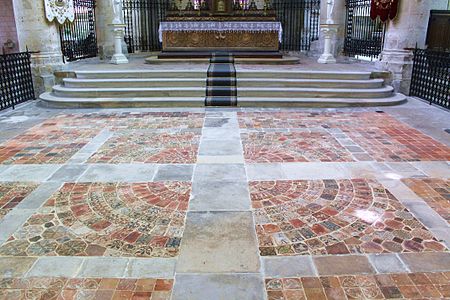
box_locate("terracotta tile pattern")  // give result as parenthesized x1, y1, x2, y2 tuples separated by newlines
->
(0, 277, 173, 300)
(89, 131, 200, 164)
(0, 182, 191, 258)
(251, 179, 447, 256)
(402, 178, 450, 224)
(0, 183, 38, 221)
(238, 112, 450, 162)
(265, 272, 450, 300)
(241, 131, 354, 163)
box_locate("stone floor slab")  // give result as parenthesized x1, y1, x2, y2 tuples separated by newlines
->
(190, 181, 251, 211)
(313, 255, 375, 276)
(246, 163, 285, 181)
(125, 258, 176, 278)
(400, 252, 450, 272)
(263, 256, 317, 278)
(281, 162, 351, 180)
(177, 212, 260, 273)
(202, 128, 241, 140)
(172, 274, 265, 300)
(153, 164, 194, 181)
(0, 257, 36, 278)
(0, 165, 61, 182)
(26, 257, 84, 277)
(77, 258, 129, 278)
(193, 164, 247, 182)
(411, 161, 450, 177)
(78, 164, 157, 182)
(199, 140, 243, 156)
(368, 254, 410, 274)
(47, 164, 89, 182)
(14, 182, 62, 210)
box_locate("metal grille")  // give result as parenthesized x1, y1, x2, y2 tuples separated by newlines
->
(410, 48, 450, 110)
(123, 0, 168, 53)
(59, 0, 98, 62)
(0, 51, 35, 111)
(272, 0, 321, 51)
(344, 0, 385, 59)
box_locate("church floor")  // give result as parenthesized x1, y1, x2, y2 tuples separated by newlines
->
(0, 97, 449, 300)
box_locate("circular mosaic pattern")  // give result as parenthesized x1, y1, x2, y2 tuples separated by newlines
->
(251, 179, 447, 256)
(0, 182, 191, 258)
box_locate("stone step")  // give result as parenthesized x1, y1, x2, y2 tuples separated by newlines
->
(64, 78, 207, 88)
(52, 85, 205, 98)
(238, 93, 407, 107)
(39, 92, 407, 108)
(238, 86, 395, 98)
(52, 85, 393, 99)
(63, 78, 383, 89)
(74, 70, 372, 80)
(237, 78, 384, 88)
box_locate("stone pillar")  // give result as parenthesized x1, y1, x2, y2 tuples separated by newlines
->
(96, 0, 128, 59)
(312, 0, 345, 57)
(0, 0, 19, 54)
(12, 0, 64, 95)
(378, 0, 449, 94)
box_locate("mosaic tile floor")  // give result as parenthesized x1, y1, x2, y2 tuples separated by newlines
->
(402, 178, 450, 224)
(251, 179, 447, 256)
(239, 112, 450, 162)
(0, 101, 449, 300)
(0, 183, 38, 221)
(89, 131, 201, 164)
(0, 182, 190, 257)
(0, 277, 173, 300)
(265, 272, 450, 300)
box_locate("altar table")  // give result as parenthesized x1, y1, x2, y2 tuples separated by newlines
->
(159, 21, 283, 52)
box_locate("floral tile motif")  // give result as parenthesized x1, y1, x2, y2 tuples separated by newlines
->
(0, 183, 38, 221)
(0, 277, 173, 300)
(402, 178, 450, 224)
(251, 179, 447, 256)
(241, 131, 354, 163)
(89, 131, 200, 164)
(265, 272, 450, 300)
(238, 112, 450, 162)
(0, 182, 191, 258)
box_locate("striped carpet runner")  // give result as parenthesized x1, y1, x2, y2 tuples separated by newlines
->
(205, 53, 237, 106)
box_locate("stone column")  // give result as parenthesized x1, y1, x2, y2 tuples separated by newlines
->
(96, 0, 128, 59)
(312, 0, 345, 57)
(378, 0, 448, 94)
(12, 0, 64, 95)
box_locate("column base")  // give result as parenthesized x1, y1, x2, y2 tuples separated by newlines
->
(377, 49, 414, 94)
(110, 54, 129, 64)
(318, 54, 337, 64)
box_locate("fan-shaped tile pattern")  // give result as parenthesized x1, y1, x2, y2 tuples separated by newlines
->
(0, 183, 38, 221)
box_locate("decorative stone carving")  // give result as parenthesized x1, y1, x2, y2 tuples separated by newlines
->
(111, 0, 123, 24)
(44, 0, 75, 24)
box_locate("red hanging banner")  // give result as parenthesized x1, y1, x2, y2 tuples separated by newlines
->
(370, 0, 399, 22)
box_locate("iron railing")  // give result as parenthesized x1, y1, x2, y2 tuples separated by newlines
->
(410, 48, 450, 110)
(0, 50, 35, 111)
(273, 0, 321, 51)
(123, 0, 168, 53)
(344, 0, 385, 59)
(59, 0, 98, 62)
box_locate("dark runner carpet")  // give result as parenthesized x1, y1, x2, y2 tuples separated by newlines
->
(205, 53, 237, 106)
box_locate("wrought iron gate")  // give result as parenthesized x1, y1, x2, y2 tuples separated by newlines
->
(123, 0, 168, 53)
(344, 0, 385, 59)
(0, 50, 35, 111)
(410, 48, 450, 110)
(273, 0, 321, 52)
(59, 0, 98, 62)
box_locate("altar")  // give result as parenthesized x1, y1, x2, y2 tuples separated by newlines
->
(158, 0, 282, 53)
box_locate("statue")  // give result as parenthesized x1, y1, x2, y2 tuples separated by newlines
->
(112, 0, 123, 24)
(217, 0, 226, 12)
(326, 0, 334, 24)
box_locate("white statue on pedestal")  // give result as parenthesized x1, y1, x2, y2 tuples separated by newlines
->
(318, 0, 338, 64)
(112, 0, 123, 24)
(326, 0, 334, 24)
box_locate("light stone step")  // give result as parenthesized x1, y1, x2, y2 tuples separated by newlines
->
(237, 78, 384, 89)
(64, 78, 206, 88)
(238, 86, 395, 98)
(52, 85, 205, 98)
(238, 93, 407, 107)
(237, 70, 372, 80)
(40, 92, 407, 108)
(75, 70, 206, 79)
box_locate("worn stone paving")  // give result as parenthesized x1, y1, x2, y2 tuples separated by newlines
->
(0, 98, 448, 300)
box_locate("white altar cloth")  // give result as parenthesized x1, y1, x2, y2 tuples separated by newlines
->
(159, 21, 283, 43)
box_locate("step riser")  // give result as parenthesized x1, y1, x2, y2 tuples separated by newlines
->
(76, 72, 206, 79)
(64, 81, 206, 88)
(237, 73, 371, 80)
(237, 81, 383, 89)
(54, 90, 205, 98)
(238, 90, 394, 98)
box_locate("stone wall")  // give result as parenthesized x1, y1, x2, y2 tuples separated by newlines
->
(0, 0, 19, 53)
